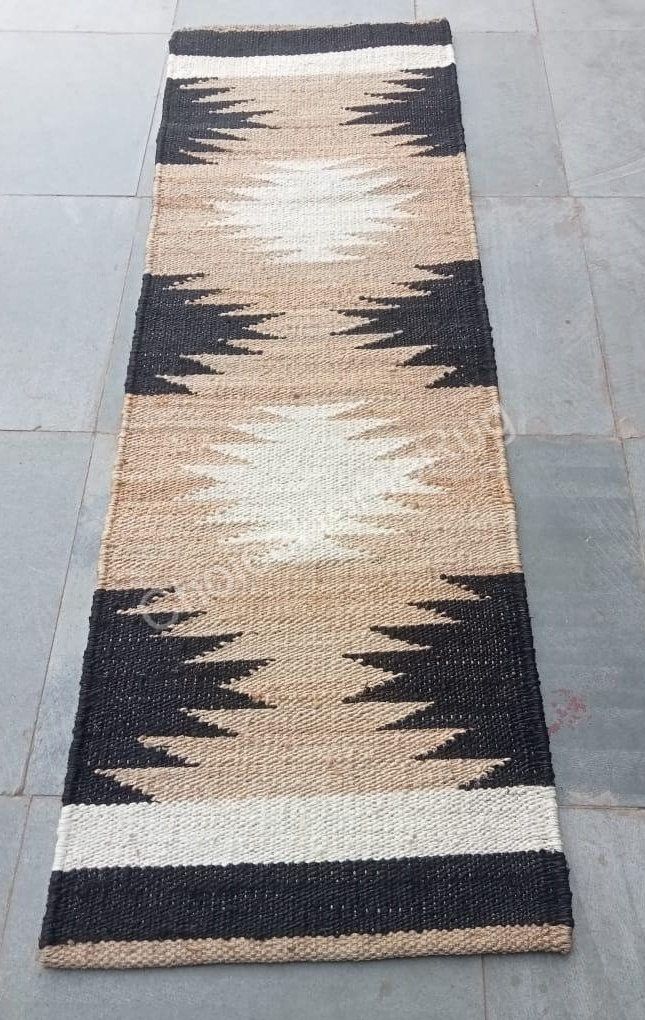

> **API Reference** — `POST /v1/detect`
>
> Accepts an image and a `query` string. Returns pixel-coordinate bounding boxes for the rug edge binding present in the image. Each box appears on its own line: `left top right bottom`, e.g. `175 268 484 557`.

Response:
41 923 573 969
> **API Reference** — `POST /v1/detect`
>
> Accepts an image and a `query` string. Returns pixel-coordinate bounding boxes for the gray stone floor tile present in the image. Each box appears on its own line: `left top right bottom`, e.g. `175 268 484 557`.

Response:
625 438 645 556
0 434 92 795
536 0 645 31
0 0 176 32
507 438 645 805
474 198 613 435
0 799 485 1020
543 31 645 196
418 0 536 32
0 32 166 196
578 198 645 437
454 33 566 197
25 436 118 796
175 0 414 28
0 797 28 942
0 197 138 431
96 199 152 434
484 807 645 1020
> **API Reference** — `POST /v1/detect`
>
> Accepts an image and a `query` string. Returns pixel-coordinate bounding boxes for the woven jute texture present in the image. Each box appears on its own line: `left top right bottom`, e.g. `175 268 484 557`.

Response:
40 20 573 968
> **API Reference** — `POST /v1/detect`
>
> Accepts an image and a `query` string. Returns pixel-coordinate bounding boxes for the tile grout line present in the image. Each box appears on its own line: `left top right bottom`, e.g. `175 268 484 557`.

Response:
9 193 638 201
481 955 490 1020
0 29 173 36
561 804 645 813
5 793 62 800
531 4 571 200
0 193 143 198
533 8 624 453
91 203 146 433
15 438 96 796
0 428 114 436
572 192 645 575
0 795 32 954
531 0 540 34
505 433 621 443
2 428 640 440
5 27 645 36
625 443 645 569
134 49 168 197
87 17 171 430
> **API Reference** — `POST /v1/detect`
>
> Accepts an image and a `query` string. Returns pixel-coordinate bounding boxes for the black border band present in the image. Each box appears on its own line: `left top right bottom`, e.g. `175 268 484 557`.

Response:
170 21 452 58
42 851 572 946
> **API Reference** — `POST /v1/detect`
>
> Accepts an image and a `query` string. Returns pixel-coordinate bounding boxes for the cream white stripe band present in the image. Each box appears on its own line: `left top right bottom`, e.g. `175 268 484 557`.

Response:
167 45 455 80
55 787 561 870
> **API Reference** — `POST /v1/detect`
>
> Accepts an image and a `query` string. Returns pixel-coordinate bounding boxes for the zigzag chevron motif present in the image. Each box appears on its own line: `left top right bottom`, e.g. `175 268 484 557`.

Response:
345 574 554 789
127 274 279 395
335 261 498 388
65 588 271 805
158 77 273 165
345 65 465 157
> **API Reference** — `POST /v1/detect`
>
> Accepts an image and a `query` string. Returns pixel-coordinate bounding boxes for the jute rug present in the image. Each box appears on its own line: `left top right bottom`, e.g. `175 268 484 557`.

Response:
40 20 573 968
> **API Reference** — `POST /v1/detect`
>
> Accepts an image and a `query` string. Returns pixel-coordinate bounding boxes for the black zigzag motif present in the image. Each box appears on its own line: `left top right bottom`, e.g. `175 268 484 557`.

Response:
157 77 272 165
344 573 555 789
336 261 497 389
64 588 270 805
126 274 279 396
346 65 464 158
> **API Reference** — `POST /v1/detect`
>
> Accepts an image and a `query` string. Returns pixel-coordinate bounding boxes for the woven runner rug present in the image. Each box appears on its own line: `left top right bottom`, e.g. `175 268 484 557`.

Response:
40 20 573 968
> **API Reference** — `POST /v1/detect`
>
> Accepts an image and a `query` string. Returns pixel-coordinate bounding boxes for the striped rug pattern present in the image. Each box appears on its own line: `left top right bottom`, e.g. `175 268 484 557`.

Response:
40 20 573 968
